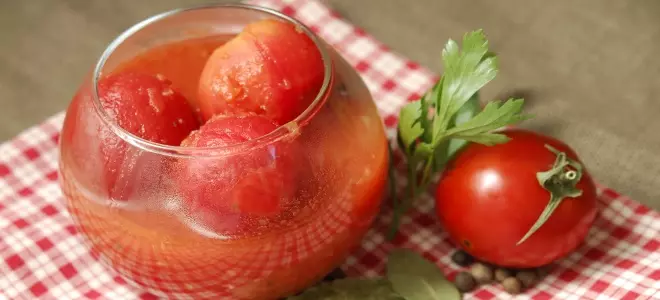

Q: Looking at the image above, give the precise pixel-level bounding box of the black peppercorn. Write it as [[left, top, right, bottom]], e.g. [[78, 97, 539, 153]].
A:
[[450, 250, 475, 267], [516, 270, 538, 288], [322, 268, 346, 282], [454, 271, 477, 293], [536, 265, 551, 277]]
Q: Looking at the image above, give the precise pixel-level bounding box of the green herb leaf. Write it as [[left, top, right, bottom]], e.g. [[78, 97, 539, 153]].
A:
[[444, 91, 481, 163], [433, 30, 498, 138], [397, 80, 441, 156], [414, 142, 435, 161], [420, 79, 441, 142], [386, 249, 461, 300], [445, 98, 532, 139], [452, 132, 511, 146], [288, 278, 404, 300], [398, 101, 424, 153]]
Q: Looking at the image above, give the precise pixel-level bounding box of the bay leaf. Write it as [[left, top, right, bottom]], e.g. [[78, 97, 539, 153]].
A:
[[288, 278, 404, 300], [386, 249, 461, 300]]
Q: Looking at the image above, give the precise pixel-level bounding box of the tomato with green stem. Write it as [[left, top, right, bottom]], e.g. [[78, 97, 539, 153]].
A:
[[434, 129, 598, 268]]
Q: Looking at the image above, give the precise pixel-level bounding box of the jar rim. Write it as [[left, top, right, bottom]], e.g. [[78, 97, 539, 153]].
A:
[[91, 3, 334, 158]]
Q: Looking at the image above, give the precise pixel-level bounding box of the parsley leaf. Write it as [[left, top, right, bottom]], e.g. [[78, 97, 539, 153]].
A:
[[443, 91, 481, 165], [397, 101, 424, 154], [433, 30, 498, 139], [445, 98, 532, 140]]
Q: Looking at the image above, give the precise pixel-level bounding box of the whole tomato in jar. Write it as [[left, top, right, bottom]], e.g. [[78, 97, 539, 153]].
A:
[[435, 129, 598, 268]]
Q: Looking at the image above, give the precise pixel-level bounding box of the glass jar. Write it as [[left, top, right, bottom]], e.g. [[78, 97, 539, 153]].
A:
[[59, 3, 388, 299]]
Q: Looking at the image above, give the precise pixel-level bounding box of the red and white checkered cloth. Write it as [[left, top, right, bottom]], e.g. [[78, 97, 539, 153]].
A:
[[1, 0, 658, 299]]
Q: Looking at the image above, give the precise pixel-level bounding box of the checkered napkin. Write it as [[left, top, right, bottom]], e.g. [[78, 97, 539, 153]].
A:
[[1, 0, 658, 299]]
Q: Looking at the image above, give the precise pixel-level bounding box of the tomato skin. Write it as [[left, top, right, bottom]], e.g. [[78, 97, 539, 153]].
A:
[[197, 19, 324, 125], [98, 72, 199, 145], [176, 114, 300, 235], [62, 72, 199, 201], [434, 129, 598, 268]]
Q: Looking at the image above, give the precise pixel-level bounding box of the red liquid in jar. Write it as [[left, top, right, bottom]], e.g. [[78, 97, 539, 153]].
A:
[[59, 36, 388, 299]]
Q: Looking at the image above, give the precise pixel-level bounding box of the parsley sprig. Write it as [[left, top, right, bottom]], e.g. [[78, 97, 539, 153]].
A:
[[389, 30, 533, 238]]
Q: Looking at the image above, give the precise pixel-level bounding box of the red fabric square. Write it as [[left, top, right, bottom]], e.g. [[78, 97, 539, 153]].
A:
[[391, 232, 409, 246], [611, 227, 631, 239], [65, 225, 77, 235], [353, 28, 366, 36], [36, 238, 54, 251], [84, 290, 101, 299], [601, 188, 619, 199], [51, 133, 60, 145], [6, 254, 25, 270], [591, 279, 609, 293], [643, 240, 659, 252], [18, 187, 33, 197], [13, 218, 29, 229], [46, 170, 58, 181], [280, 5, 295, 16], [382, 80, 396, 91], [531, 290, 554, 300], [41, 205, 58, 216], [60, 263, 77, 279], [615, 259, 635, 269], [358, 252, 382, 269], [584, 248, 606, 261], [23, 148, 40, 160], [473, 289, 496, 299], [405, 61, 420, 70], [558, 269, 580, 281], [114, 276, 127, 284], [649, 269, 660, 280], [407, 93, 421, 102], [0, 163, 10, 177], [29, 282, 48, 297], [355, 61, 370, 72], [140, 293, 160, 300], [383, 115, 398, 127], [413, 214, 436, 227], [621, 291, 641, 300], [634, 205, 650, 214]]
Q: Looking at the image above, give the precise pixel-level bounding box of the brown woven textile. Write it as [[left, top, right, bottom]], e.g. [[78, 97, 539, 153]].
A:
[[1, 0, 658, 208]]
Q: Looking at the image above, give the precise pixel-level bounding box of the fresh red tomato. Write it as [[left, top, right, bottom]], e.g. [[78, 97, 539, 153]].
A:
[[197, 18, 324, 125], [435, 129, 598, 268], [176, 114, 300, 235]]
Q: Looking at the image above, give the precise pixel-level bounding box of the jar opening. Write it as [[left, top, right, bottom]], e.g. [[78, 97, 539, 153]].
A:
[[91, 3, 333, 158]]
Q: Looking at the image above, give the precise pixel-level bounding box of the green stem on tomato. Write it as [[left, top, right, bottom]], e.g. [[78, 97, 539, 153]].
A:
[[516, 144, 585, 245]]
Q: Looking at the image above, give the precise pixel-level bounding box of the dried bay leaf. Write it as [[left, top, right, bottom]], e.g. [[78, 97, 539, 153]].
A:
[[386, 249, 461, 300]]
